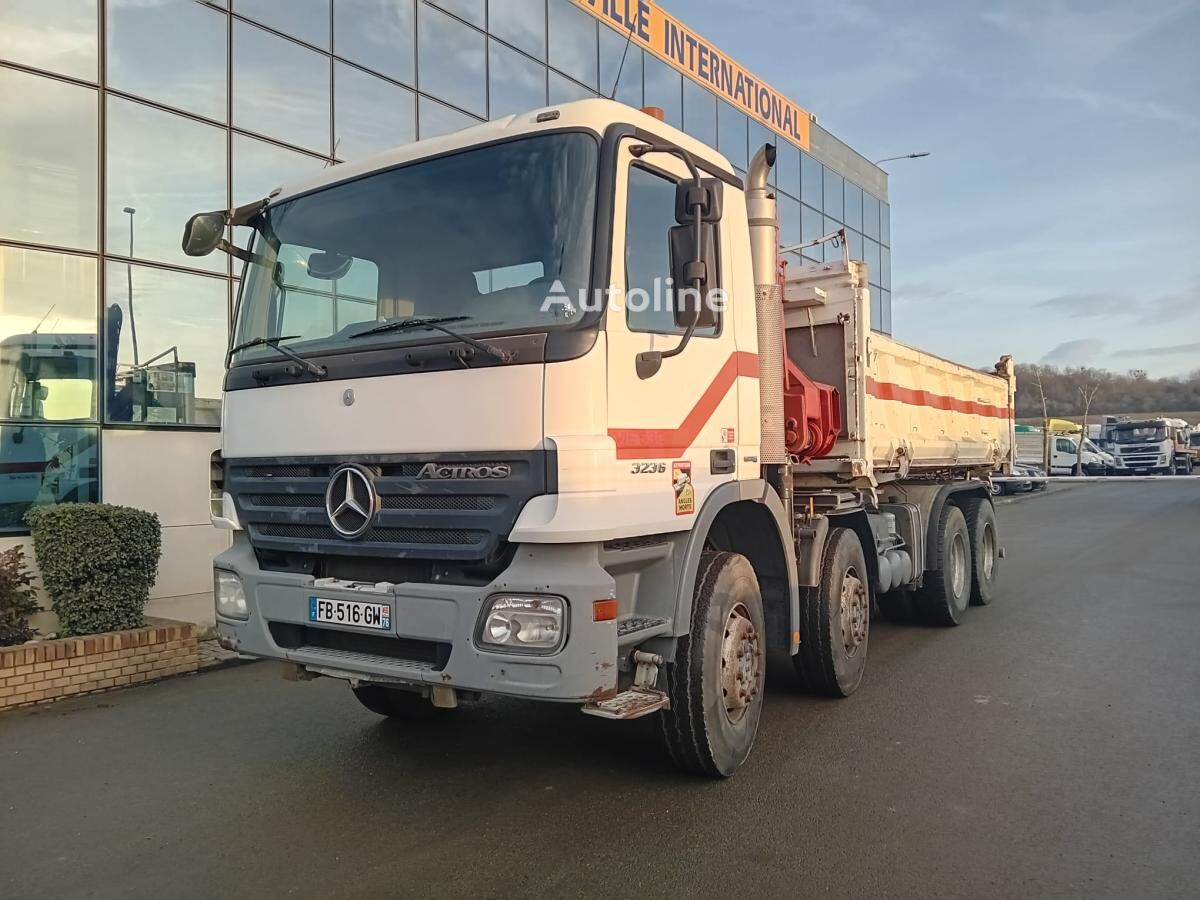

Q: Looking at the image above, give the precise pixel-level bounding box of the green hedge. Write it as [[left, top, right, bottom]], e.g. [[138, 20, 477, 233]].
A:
[[25, 503, 162, 637], [0, 545, 39, 646]]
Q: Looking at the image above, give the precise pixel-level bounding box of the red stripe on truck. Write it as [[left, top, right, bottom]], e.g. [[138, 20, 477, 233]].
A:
[[867, 378, 1013, 420], [609, 351, 758, 459]]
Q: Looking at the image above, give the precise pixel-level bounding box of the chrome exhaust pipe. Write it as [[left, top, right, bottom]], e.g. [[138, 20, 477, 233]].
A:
[[747, 143, 785, 464]]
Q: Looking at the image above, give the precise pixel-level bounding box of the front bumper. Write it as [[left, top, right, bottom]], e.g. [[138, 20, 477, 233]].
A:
[[214, 533, 619, 702]]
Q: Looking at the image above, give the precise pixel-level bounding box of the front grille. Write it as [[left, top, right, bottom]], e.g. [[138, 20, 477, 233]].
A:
[[256, 523, 487, 546], [227, 451, 553, 563]]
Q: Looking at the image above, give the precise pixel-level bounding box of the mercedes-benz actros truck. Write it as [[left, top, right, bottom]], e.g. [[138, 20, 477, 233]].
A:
[[186, 100, 1014, 777]]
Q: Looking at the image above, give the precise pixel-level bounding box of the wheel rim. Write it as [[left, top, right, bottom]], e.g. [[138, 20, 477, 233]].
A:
[[981, 523, 996, 582], [719, 602, 761, 725], [839, 566, 868, 657], [950, 532, 967, 599]]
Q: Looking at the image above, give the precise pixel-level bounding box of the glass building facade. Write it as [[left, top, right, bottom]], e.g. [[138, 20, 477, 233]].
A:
[[0, 0, 890, 594]]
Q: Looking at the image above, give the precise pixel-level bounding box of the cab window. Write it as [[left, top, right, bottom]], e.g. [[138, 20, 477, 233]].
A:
[[624, 165, 719, 336]]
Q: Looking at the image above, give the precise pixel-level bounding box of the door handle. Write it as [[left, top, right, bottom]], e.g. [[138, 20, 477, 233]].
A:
[[710, 448, 735, 475]]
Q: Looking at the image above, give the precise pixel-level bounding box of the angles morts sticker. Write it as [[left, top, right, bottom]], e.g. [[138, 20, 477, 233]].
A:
[[672, 461, 694, 516]]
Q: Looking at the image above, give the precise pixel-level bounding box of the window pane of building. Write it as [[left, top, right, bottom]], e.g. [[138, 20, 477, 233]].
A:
[[418, 4, 486, 116], [863, 192, 880, 242], [880, 288, 891, 334], [1, 245, 98, 424], [844, 179, 863, 232], [334, 62, 415, 160], [823, 167, 843, 221], [0, 0, 97, 82], [880, 245, 891, 290], [489, 40, 546, 118], [778, 194, 800, 248], [107, 0, 227, 122], [234, 0, 330, 50], [642, 56, 681, 128], [428, 0, 484, 28], [865, 237, 881, 285], [599, 24, 642, 108], [845, 228, 863, 263], [548, 0, 597, 90], [800, 151, 822, 209], [490, 0, 546, 60], [682, 79, 716, 147], [233, 21, 331, 153], [417, 95, 481, 139], [106, 97, 226, 273], [233, 135, 326, 205], [0, 70, 98, 252], [880, 200, 890, 245], [776, 140, 799, 199], [547, 70, 594, 105], [801, 203, 823, 242], [716, 100, 747, 171], [871, 284, 882, 332], [0, 424, 99, 534], [104, 263, 225, 427], [334, 0, 416, 86]]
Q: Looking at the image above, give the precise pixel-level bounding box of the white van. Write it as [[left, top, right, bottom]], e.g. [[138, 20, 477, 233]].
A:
[[1016, 432, 1108, 475]]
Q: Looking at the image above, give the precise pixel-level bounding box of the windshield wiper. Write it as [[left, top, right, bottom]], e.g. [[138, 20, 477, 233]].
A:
[[348, 316, 511, 364], [229, 335, 327, 378]]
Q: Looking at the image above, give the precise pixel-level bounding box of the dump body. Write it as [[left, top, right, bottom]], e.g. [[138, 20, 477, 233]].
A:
[[782, 259, 1014, 484]]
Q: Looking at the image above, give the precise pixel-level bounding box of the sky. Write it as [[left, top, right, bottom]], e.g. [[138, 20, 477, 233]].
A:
[[671, 0, 1200, 377]]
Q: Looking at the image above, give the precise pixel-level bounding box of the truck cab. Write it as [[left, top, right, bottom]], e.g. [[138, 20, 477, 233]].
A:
[[190, 100, 1008, 777], [1109, 418, 1186, 475]]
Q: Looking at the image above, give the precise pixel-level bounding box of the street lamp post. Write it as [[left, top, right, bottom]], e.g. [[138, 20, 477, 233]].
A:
[[874, 152, 931, 165], [123, 206, 140, 367]]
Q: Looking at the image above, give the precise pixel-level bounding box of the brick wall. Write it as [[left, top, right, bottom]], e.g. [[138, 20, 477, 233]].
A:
[[0, 622, 198, 710]]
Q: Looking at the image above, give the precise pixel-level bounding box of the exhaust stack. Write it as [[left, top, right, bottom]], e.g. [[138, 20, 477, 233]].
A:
[[747, 143, 785, 464]]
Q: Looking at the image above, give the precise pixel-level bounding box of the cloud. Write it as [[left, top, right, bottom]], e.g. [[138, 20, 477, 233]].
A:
[[1041, 339, 1105, 366], [1113, 342, 1200, 358], [1040, 85, 1199, 129], [1036, 292, 1129, 318], [892, 282, 964, 304]]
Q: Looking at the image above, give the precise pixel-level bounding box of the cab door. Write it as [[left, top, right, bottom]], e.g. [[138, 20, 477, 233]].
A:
[[605, 139, 751, 530]]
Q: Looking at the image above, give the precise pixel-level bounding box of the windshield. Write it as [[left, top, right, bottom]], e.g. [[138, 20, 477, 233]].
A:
[[1112, 425, 1167, 443], [233, 133, 598, 362]]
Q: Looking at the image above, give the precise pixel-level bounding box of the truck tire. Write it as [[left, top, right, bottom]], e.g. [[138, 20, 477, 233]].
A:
[[658, 551, 765, 778], [915, 504, 972, 626], [793, 528, 870, 697], [352, 685, 439, 720], [959, 497, 998, 606]]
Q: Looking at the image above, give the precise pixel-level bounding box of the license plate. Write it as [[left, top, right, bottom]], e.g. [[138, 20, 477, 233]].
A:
[[308, 596, 391, 631]]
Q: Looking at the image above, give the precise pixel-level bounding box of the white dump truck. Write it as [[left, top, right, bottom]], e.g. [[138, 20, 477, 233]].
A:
[[186, 100, 1014, 777]]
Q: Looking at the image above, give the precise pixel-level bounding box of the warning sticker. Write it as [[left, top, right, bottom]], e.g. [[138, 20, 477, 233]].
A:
[[720, 427, 736, 445], [672, 461, 694, 516]]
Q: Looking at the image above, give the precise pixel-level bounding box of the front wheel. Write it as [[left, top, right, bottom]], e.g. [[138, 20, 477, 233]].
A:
[[658, 551, 766, 778], [794, 527, 870, 697]]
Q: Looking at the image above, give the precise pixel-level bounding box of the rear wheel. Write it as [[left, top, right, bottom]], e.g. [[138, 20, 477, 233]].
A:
[[990, 480, 1006, 497], [794, 528, 870, 697], [960, 497, 999, 606], [915, 504, 972, 626], [658, 551, 766, 778], [352, 684, 440, 720]]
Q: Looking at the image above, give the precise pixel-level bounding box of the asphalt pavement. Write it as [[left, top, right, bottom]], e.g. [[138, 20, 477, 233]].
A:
[[2, 482, 1198, 899]]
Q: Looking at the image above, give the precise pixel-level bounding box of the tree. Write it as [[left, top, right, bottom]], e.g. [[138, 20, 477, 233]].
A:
[[1075, 382, 1100, 476], [1031, 365, 1051, 471]]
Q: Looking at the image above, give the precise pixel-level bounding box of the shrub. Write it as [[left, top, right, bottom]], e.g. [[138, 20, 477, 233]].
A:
[[25, 503, 162, 637], [0, 545, 39, 646]]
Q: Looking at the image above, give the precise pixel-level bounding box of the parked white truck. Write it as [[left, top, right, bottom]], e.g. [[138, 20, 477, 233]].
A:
[[186, 101, 1014, 777], [1108, 417, 1194, 475]]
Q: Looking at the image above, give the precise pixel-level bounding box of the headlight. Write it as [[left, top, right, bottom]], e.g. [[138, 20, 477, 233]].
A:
[[477, 596, 565, 653], [214, 569, 249, 620]]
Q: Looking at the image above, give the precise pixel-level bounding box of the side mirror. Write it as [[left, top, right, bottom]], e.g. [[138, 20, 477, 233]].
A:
[[307, 251, 353, 280], [669, 223, 719, 329], [181, 211, 226, 257], [674, 178, 723, 224]]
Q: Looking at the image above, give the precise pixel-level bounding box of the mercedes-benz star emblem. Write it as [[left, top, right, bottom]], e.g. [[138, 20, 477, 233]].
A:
[[325, 465, 377, 538]]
